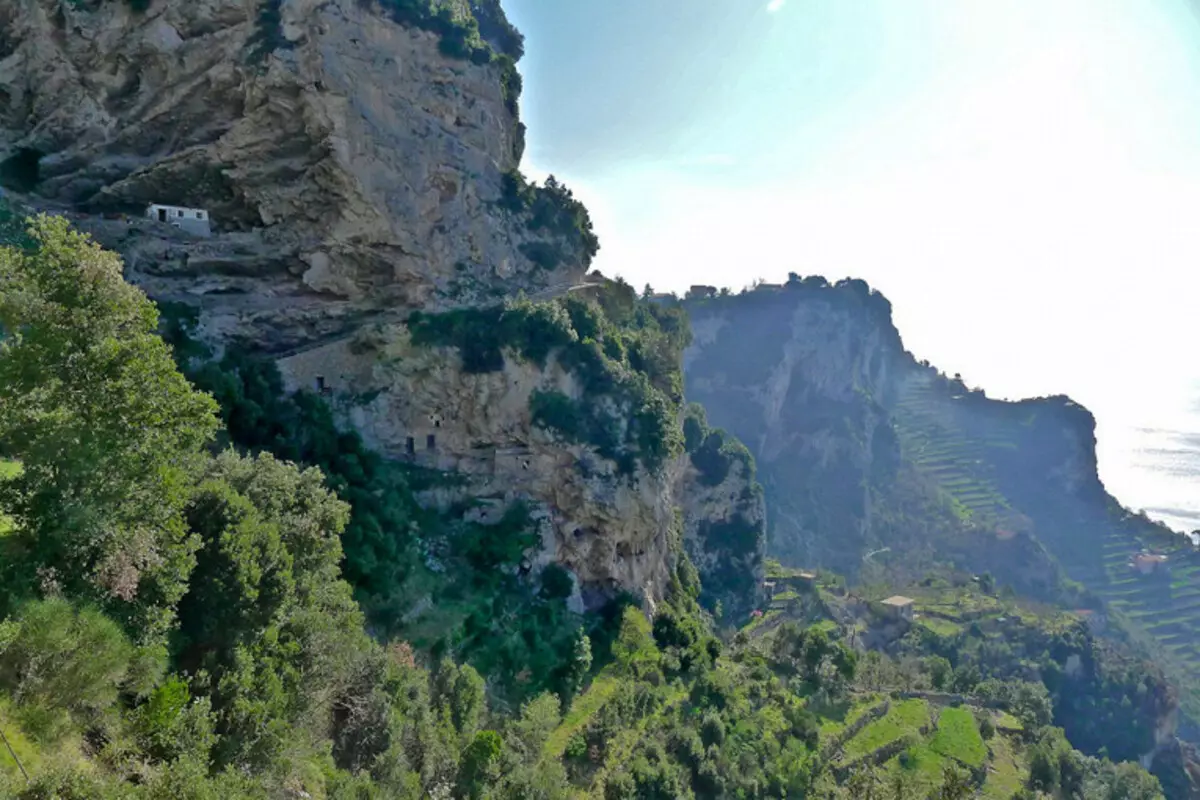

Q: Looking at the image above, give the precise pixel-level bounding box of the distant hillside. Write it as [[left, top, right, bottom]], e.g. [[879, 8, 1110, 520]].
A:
[[682, 276, 1200, 730]]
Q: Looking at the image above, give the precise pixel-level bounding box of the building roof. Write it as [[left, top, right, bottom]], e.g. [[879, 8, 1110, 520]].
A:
[[881, 595, 914, 607], [797, 571, 818, 580], [1134, 553, 1168, 565]]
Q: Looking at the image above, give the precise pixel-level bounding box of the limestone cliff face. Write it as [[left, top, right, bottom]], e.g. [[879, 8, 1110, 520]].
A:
[[275, 323, 679, 611], [0, 0, 709, 615], [0, 0, 582, 350], [683, 281, 904, 574], [673, 449, 766, 621]]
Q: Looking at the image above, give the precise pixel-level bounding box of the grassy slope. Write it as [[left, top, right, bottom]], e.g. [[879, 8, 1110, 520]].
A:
[[929, 706, 987, 767], [840, 698, 929, 761], [543, 673, 621, 760]]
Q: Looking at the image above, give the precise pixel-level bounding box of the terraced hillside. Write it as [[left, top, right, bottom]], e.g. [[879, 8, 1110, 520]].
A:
[[821, 695, 1026, 798], [894, 369, 1200, 714]]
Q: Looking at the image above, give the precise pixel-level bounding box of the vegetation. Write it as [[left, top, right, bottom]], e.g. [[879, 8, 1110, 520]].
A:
[[683, 403, 758, 488], [370, 0, 494, 64], [0, 214, 1171, 798], [165, 329, 592, 707], [929, 707, 986, 767], [410, 286, 688, 475], [501, 171, 601, 269]]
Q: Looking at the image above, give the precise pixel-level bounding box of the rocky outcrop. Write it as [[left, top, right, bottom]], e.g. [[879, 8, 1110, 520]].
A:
[[275, 320, 678, 611], [673, 406, 766, 621], [683, 280, 904, 575], [0, 0, 585, 351], [674, 454, 765, 621]]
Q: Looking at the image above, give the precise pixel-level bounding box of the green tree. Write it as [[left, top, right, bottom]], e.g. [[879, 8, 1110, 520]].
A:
[[927, 655, 952, 691], [1105, 761, 1164, 800], [0, 598, 133, 739], [175, 450, 365, 769], [458, 730, 503, 799], [613, 606, 658, 678], [0, 216, 218, 637]]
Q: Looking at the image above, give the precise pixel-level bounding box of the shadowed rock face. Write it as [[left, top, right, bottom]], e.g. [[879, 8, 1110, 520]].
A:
[[683, 281, 905, 576], [0, 0, 583, 350]]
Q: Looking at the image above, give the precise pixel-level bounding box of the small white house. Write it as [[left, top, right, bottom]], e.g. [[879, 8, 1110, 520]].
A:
[[145, 204, 211, 237]]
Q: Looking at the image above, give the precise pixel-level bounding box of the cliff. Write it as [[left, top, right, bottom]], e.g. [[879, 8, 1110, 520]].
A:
[[674, 404, 767, 621], [274, 306, 679, 612], [683, 279, 904, 577], [682, 275, 1200, 746], [0, 0, 758, 625], [0, 0, 590, 351]]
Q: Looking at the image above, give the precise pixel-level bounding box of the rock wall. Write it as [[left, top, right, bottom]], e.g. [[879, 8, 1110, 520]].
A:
[[0, 0, 583, 351], [276, 322, 679, 611], [673, 452, 766, 621], [683, 280, 905, 575], [681, 277, 1200, 748]]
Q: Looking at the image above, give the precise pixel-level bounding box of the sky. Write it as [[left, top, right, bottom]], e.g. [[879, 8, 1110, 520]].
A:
[[503, 0, 1200, 528]]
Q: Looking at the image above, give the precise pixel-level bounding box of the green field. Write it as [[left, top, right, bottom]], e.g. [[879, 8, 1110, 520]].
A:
[[980, 734, 1028, 799], [929, 706, 987, 767], [916, 616, 963, 637], [883, 742, 953, 794], [840, 698, 929, 762], [831, 693, 1027, 798], [817, 693, 884, 743]]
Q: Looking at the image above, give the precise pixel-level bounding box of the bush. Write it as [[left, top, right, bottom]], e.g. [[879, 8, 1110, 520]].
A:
[[0, 599, 133, 737], [371, 0, 492, 64], [501, 172, 599, 267], [414, 287, 686, 475], [530, 390, 584, 442]]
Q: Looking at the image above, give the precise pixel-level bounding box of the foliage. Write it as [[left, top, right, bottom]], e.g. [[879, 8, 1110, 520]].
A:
[[500, 172, 600, 268], [0, 216, 219, 639], [173, 341, 589, 704], [412, 286, 688, 475], [0, 599, 133, 740], [0, 214, 1170, 799], [368, 0, 491, 64], [894, 585, 1173, 764], [681, 403, 758, 489]]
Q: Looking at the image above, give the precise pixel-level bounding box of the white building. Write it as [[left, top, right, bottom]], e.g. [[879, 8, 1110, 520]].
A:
[[145, 204, 211, 237]]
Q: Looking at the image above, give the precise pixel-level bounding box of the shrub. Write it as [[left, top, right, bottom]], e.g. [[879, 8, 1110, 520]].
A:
[[413, 287, 686, 475], [501, 172, 599, 267], [371, 0, 492, 63], [0, 599, 133, 737]]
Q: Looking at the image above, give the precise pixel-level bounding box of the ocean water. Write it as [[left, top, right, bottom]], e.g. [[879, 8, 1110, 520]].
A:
[[1099, 384, 1200, 536]]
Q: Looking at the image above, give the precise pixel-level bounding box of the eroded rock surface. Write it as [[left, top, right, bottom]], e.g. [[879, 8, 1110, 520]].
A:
[[0, 0, 582, 350]]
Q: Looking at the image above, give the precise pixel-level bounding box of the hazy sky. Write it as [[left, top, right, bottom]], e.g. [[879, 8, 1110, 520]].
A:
[[504, 0, 1200, 524]]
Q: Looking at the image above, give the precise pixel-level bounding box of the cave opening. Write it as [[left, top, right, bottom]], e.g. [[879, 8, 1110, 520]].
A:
[[0, 147, 44, 192]]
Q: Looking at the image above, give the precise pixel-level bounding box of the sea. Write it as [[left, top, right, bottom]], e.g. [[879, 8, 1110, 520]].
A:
[[1099, 381, 1200, 538]]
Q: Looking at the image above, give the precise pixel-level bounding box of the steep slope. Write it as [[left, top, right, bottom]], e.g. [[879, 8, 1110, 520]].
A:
[[0, 0, 590, 351], [683, 277, 1200, 722], [683, 279, 903, 578], [0, 0, 735, 621]]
